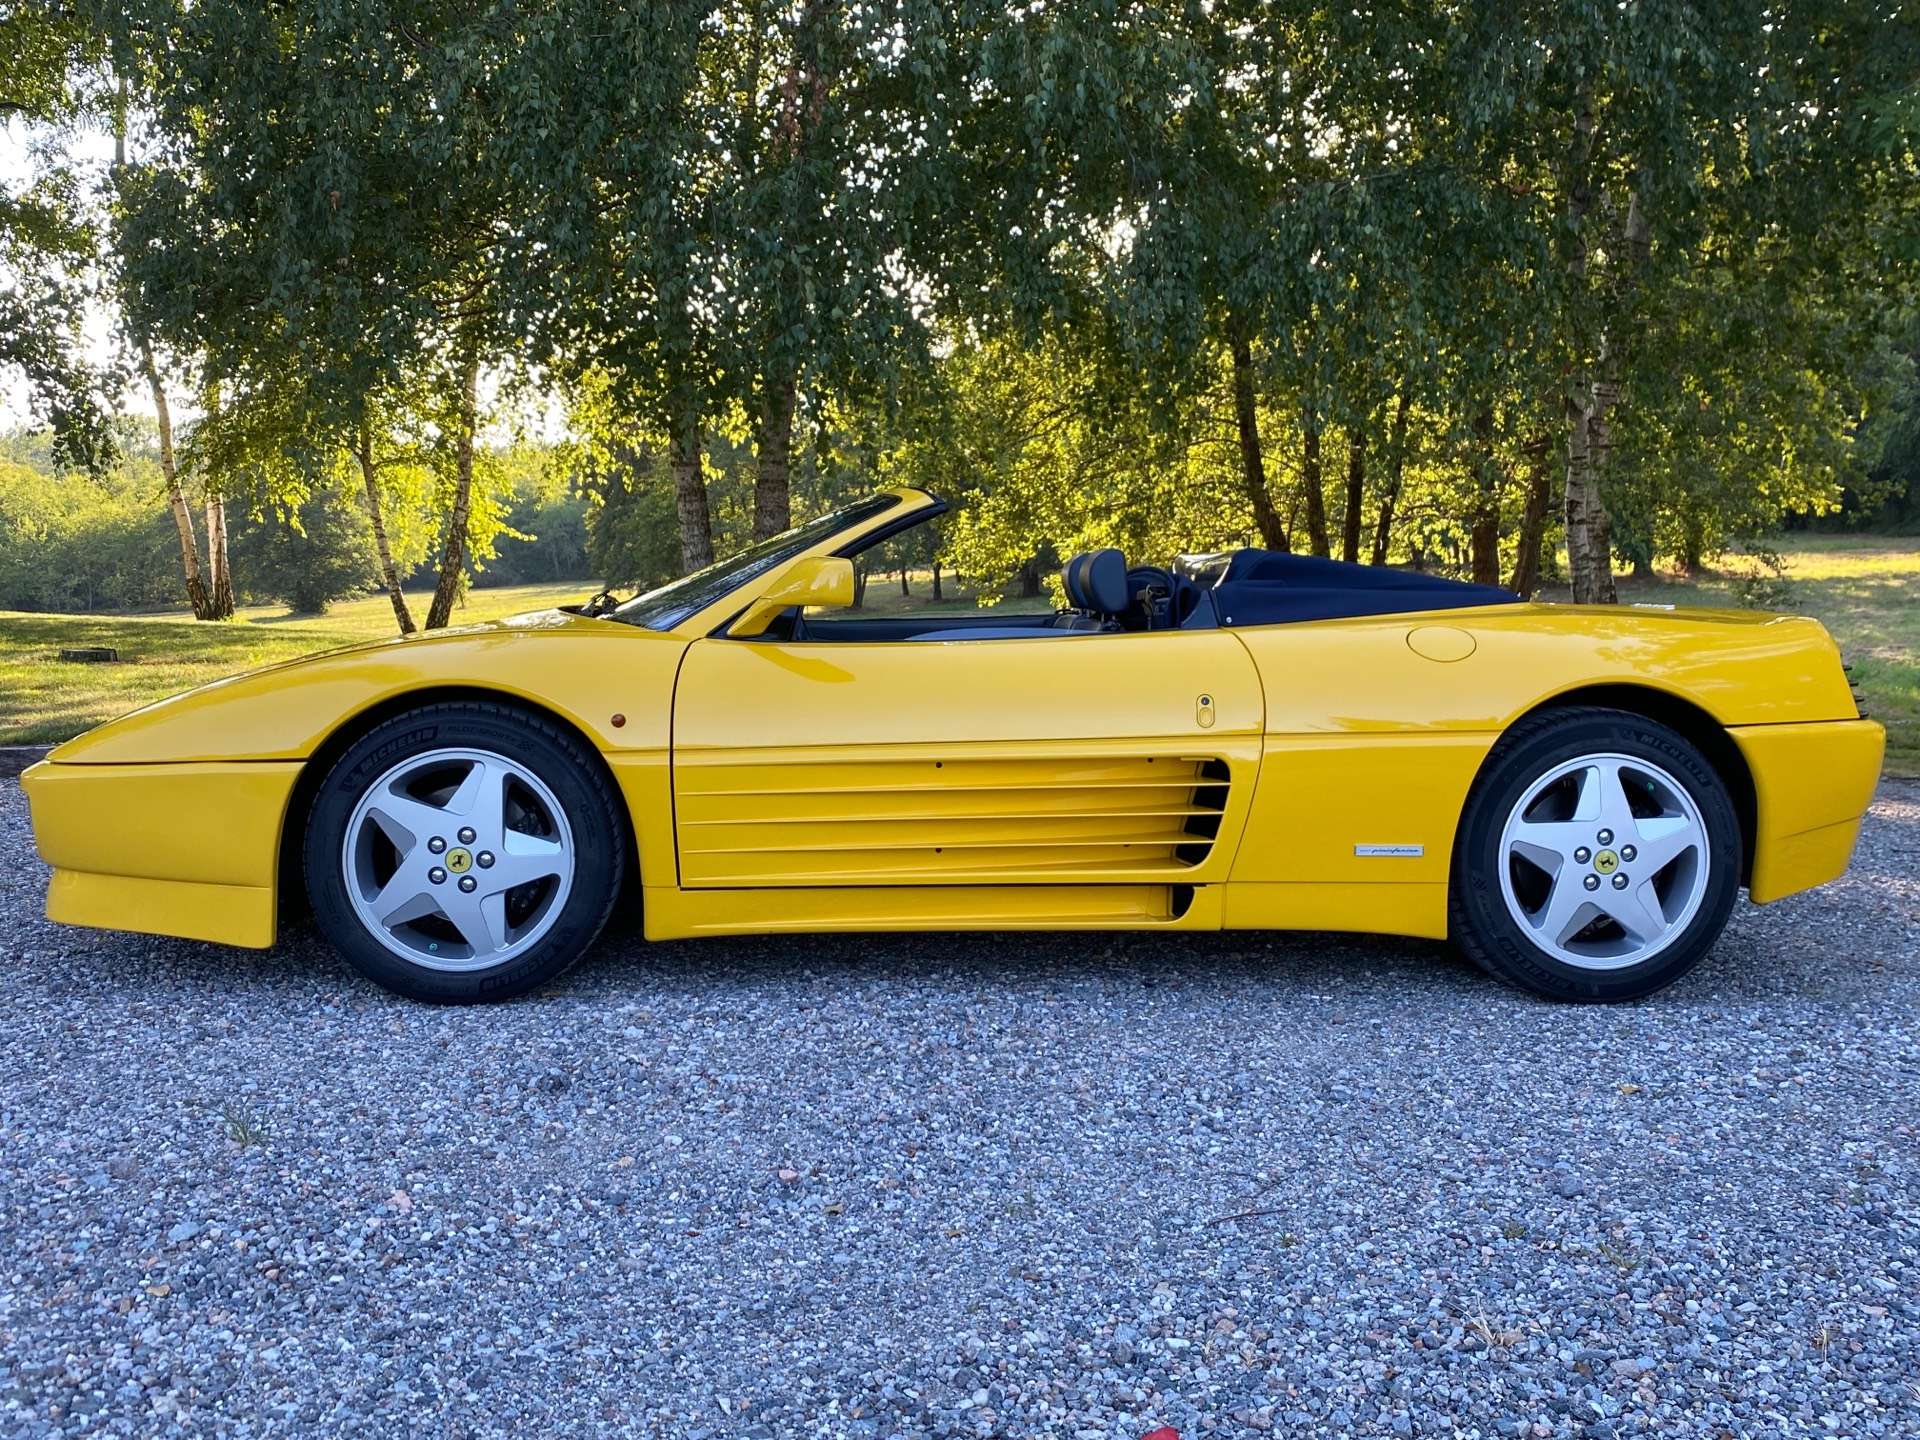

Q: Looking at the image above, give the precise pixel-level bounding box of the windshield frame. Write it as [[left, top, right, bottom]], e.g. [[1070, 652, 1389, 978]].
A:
[[605, 491, 917, 633]]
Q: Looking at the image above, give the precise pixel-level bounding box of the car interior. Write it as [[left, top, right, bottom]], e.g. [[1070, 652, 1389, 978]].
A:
[[778, 524, 1521, 644]]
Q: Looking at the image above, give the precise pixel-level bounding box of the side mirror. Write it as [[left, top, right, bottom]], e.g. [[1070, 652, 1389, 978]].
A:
[[730, 556, 856, 637]]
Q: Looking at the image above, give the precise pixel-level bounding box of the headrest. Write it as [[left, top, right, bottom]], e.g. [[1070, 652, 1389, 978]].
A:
[[1062, 548, 1129, 615]]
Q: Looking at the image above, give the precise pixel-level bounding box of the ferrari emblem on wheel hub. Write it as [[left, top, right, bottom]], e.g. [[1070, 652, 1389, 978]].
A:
[[1593, 849, 1619, 876], [446, 847, 473, 873]]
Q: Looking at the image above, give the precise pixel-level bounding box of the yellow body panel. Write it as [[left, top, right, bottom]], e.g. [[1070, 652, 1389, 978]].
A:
[[17, 485, 1883, 953], [671, 630, 1262, 887], [1730, 719, 1884, 902], [1226, 733, 1495, 888], [1228, 605, 1858, 732], [26, 759, 300, 947], [46, 870, 277, 948]]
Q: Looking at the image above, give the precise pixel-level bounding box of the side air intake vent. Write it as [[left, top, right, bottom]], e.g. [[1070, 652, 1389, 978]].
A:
[[676, 753, 1234, 886]]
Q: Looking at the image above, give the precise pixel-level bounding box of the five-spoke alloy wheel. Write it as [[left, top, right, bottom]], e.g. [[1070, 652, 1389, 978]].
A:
[[306, 702, 626, 1002], [342, 748, 576, 971], [1452, 707, 1741, 1001]]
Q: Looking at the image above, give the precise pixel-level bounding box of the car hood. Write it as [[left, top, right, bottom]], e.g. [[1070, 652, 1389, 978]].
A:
[[46, 608, 686, 765]]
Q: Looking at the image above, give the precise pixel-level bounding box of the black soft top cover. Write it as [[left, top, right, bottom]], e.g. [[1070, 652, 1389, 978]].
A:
[[1209, 550, 1520, 627]]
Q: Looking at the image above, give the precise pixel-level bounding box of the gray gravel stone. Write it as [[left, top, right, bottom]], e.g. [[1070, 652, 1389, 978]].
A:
[[1, 775, 1917, 1438]]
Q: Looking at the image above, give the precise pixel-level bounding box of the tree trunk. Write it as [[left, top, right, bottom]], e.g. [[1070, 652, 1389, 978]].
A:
[[670, 393, 713, 574], [899, 565, 909, 596], [1340, 429, 1365, 564], [1679, 510, 1707, 575], [1469, 407, 1501, 587], [1301, 397, 1330, 558], [1370, 388, 1410, 566], [1560, 86, 1618, 605], [1019, 556, 1045, 599], [932, 559, 942, 599], [204, 496, 234, 618], [1508, 449, 1555, 598], [425, 347, 481, 630], [1579, 190, 1647, 602], [358, 426, 416, 634], [144, 349, 212, 620], [1229, 330, 1288, 551], [754, 370, 796, 541], [1564, 393, 1616, 603]]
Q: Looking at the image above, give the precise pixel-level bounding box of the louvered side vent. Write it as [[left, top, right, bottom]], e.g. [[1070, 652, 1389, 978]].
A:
[[677, 754, 1234, 885]]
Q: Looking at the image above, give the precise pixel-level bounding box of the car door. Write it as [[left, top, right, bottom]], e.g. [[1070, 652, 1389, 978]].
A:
[[669, 629, 1264, 889]]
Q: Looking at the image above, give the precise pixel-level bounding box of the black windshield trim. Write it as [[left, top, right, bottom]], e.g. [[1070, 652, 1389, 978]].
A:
[[606, 493, 904, 631], [830, 495, 951, 559]]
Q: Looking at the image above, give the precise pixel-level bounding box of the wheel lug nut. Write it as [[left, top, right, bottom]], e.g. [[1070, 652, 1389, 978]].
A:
[[1612, 873, 1629, 889], [477, 851, 495, 869], [428, 837, 446, 854], [428, 866, 447, 885], [1597, 828, 1613, 845], [1621, 845, 1637, 862], [1574, 846, 1591, 864], [458, 875, 477, 893], [1583, 874, 1600, 891], [457, 827, 477, 844]]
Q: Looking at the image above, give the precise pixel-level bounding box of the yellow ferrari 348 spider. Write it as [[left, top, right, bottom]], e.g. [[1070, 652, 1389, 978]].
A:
[[24, 488, 1883, 1003]]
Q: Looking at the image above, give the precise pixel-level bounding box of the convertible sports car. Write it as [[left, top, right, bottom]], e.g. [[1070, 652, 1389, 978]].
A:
[[24, 488, 1883, 1003]]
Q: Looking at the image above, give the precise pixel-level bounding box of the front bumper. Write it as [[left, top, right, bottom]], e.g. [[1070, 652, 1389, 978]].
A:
[[1729, 719, 1885, 903], [23, 759, 303, 948]]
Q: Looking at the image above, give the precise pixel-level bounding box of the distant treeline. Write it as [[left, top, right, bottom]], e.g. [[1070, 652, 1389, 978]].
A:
[[0, 424, 596, 614]]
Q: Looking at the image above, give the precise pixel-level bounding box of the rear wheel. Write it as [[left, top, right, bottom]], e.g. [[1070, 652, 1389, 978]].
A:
[[1450, 707, 1741, 1001], [304, 701, 626, 1002]]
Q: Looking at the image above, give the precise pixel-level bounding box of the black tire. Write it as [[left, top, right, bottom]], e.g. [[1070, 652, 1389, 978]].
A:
[[304, 701, 626, 1003], [1449, 706, 1742, 1002]]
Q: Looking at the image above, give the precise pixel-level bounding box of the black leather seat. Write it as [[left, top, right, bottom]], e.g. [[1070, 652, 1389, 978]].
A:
[[1059, 548, 1128, 627]]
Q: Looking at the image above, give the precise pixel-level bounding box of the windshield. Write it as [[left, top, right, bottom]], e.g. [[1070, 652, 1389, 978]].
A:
[[608, 493, 903, 630]]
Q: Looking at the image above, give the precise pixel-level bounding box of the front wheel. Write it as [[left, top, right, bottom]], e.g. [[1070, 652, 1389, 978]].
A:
[[304, 701, 626, 1002], [1450, 707, 1742, 1001]]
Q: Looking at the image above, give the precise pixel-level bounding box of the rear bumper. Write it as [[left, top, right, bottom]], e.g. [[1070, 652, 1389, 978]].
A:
[[22, 759, 301, 948], [1730, 719, 1884, 903]]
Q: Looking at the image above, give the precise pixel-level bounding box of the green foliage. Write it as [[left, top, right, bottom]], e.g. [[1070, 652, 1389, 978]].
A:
[[225, 484, 372, 615], [1852, 315, 1920, 528], [0, 5, 114, 469], [0, 455, 175, 611], [10, 0, 1913, 621]]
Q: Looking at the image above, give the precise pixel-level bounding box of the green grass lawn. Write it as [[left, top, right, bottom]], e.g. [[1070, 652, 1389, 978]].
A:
[[4, 538, 1915, 774]]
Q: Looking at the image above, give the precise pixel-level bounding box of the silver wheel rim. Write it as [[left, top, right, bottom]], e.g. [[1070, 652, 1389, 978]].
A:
[[342, 747, 575, 972], [1496, 751, 1710, 971]]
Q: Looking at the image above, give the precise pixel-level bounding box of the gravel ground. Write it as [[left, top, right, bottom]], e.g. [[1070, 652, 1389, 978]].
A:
[[1, 777, 1916, 1440]]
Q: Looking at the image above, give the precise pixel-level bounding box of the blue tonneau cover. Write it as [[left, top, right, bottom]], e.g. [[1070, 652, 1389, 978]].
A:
[[1211, 550, 1520, 626]]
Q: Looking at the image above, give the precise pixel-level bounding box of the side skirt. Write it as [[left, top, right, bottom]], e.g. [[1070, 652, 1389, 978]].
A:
[[642, 882, 1222, 939], [640, 880, 1451, 942]]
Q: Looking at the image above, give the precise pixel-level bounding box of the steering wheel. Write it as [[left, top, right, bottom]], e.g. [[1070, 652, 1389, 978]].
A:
[[1124, 565, 1177, 630]]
